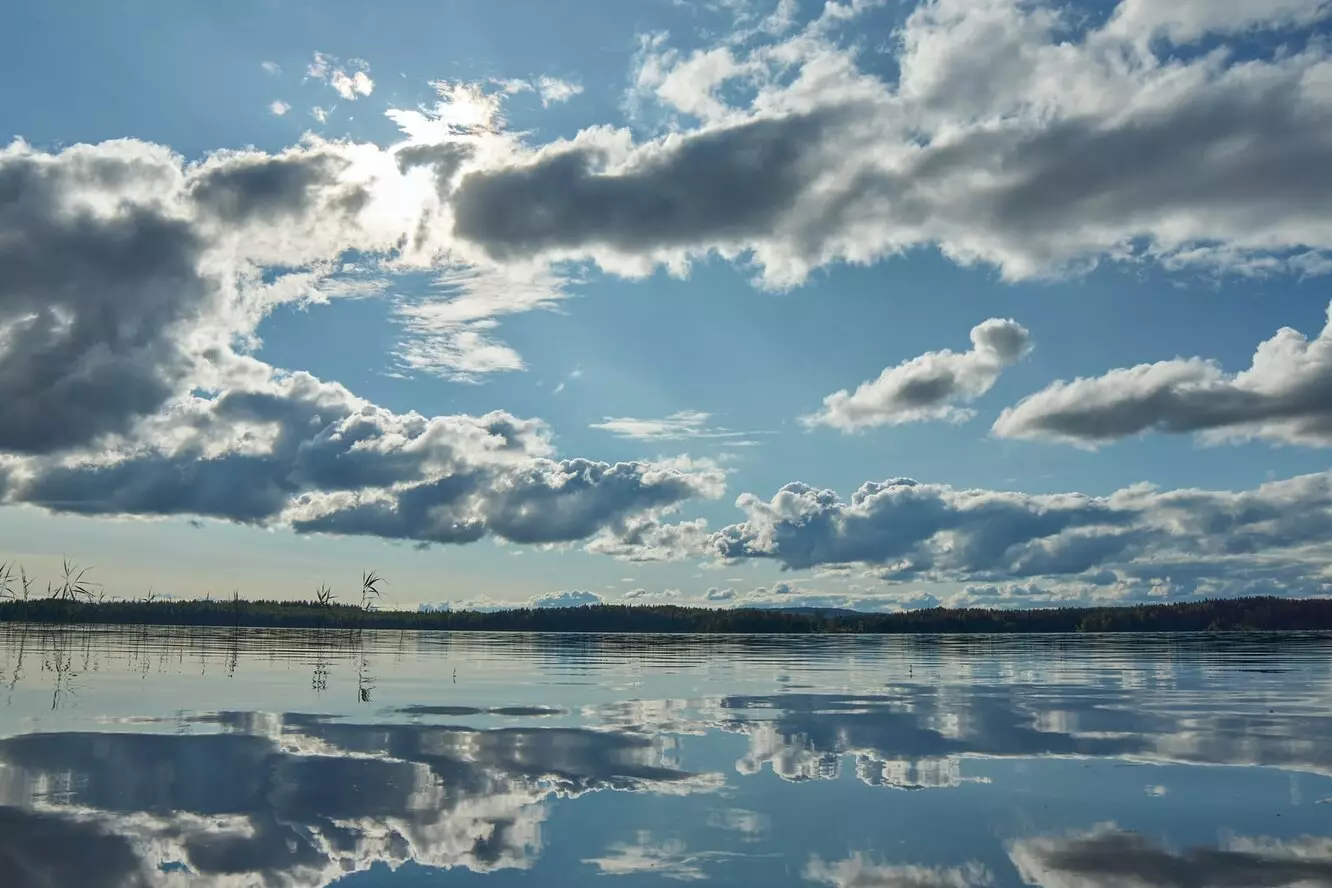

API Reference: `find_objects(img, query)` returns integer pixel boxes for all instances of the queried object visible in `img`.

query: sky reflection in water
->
[0,627,1330,886]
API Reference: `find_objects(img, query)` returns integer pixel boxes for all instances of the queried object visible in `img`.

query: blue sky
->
[2,0,1332,611]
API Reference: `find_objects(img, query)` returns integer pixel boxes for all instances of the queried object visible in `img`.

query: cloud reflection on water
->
[0,628,1329,885]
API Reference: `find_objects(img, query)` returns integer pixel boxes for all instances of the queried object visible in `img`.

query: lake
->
[0,626,1330,887]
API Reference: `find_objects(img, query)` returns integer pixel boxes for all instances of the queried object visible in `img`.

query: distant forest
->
[2,595,1331,633]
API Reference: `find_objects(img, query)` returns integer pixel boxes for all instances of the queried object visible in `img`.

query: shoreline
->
[1,595,1329,634]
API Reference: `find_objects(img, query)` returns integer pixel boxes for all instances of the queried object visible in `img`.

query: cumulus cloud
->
[995,301,1332,447]
[260,60,281,75]
[12,1,1332,584]
[711,471,1332,599]
[585,516,714,562]
[268,100,290,116]
[0,713,721,886]
[529,590,603,608]
[308,52,373,100]
[805,853,993,888]
[621,587,681,601]
[443,0,1332,286]
[1009,827,1332,888]
[536,76,583,107]
[805,318,1031,431]
[0,138,722,550]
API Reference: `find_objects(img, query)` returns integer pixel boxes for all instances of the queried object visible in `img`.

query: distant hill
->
[3,595,1332,633]
[770,606,865,618]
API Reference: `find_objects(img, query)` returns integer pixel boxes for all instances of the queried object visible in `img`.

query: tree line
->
[2,594,1331,633]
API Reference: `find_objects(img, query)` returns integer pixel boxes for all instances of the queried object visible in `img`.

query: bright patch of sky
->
[1,0,1331,611]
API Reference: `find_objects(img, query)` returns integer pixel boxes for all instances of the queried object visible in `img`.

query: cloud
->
[260,60,281,75]
[994,301,1332,448]
[307,52,374,100]
[0,714,721,886]
[536,76,583,107]
[705,586,737,601]
[722,585,943,613]
[805,853,994,888]
[331,69,374,101]
[621,587,680,601]
[392,265,571,380]
[268,100,291,116]
[584,832,748,881]
[585,516,714,562]
[310,106,329,123]
[529,589,603,608]
[1102,0,1332,44]
[1009,827,1332,888]
[590,410,762,442]
[0,807,153,888]
[805,318,1032,431]
[443,0,1332,286]
[0,139,722,551]
[711,471,1332,598]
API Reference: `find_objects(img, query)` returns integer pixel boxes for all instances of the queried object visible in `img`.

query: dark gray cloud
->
[6,371,720,548]
[289,457,720,547]
[995,303,1332,447]
[712,478,1128,576]
[0,807,152,888]
[187,150,364,224]
[452,108,846,259]
[439,0,1332,285]
[805,318,1032,431]
[0,144,208,453]
[0,138,390,457]
[1010,828,1332,888]
[711,471,1332,596]
[0,714,717,885]
[395,142,475,195]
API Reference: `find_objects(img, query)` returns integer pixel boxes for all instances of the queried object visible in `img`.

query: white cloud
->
[260,60,282,75]
[310,106,329,123]
[1102,0,1332,44]
[308,51,374,100]
[805,318,1032,431]
[331,69,375,100]
[994,301,1332,448]
[0,138,723,552]
[268,100,291,116]
[393,265,572,380]
[449,0,1332,287]
[591,411,764,442]
[528,589,603,608]
[712,471,1332,599]
[584,832,747,881]
[621,587,681,601]
[806,853,993,888]
[536,76,583,107]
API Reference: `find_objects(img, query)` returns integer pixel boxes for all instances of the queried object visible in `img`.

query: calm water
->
[1,627,1331,886]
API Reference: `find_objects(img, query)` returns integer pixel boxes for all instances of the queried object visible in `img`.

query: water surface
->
[1,626,1330,886]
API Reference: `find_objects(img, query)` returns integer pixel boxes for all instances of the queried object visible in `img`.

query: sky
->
[2,0,1332,612]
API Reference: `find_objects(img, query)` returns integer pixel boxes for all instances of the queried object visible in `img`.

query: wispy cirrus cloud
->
[591,411,766,443]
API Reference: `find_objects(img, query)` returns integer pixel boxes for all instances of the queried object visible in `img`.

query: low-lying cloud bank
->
[709,471,1332,601]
